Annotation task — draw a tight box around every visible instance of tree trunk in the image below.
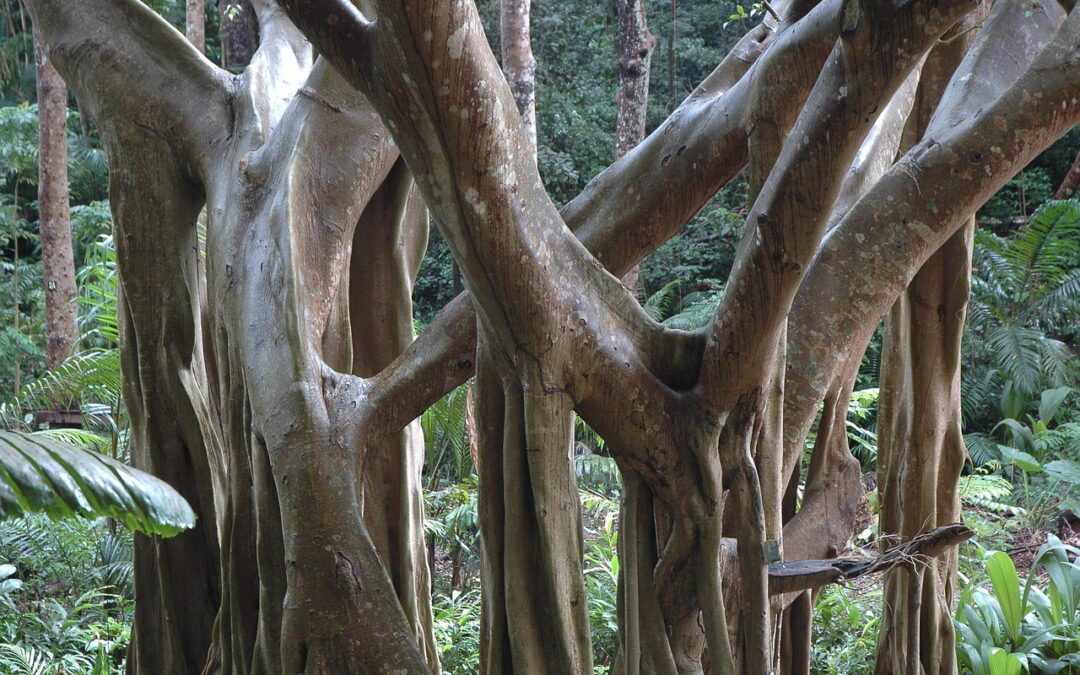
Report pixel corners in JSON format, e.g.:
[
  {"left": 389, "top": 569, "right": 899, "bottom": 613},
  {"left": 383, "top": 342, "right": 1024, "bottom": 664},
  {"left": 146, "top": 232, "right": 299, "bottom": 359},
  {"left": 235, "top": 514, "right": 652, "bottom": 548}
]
[
  {"left": 874, "top": 223, "right": 971, "bottom": 675},
  {"left": 615, "top": 0, "right": 654, "bottom": 292},
  {"left": 615, "top": 0, "right": 653, "bottom": 159},
  {"left": 219, "top": 0, "right": 257, "bottom": 69},
  {"left": 500, "top": 0, "right": 536, "bottom": 154},
  {"left": 34, "top": 28, "right": 78, "bottom": 370},
  {"left": 874, "top": 4, "right": 1050, "bottom": 671},
  {"left": 186, "top": 0, "right": 205, "bottom": 53},
  {"left": 28, "top": 0, "right": 1080, "bottom": 672},
  {"left": 1055, "top": 146, "right": 1080, "bottom": 199}
]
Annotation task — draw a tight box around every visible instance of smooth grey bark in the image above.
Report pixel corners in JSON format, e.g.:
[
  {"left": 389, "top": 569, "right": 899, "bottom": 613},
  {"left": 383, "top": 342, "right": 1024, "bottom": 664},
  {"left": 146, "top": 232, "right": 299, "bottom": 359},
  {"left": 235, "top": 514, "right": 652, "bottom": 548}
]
[
  {"left": 280, "top": 0, "right": 994, "bottom": 672},
  {"left": 27, "top": 1, "right": 438, "bottom": 673}
]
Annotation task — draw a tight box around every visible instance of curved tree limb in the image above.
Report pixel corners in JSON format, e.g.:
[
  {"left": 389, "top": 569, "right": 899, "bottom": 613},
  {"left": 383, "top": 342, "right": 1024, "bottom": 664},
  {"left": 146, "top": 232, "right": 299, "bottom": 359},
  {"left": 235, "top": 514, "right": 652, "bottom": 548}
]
[
  {"left": 782, "top": 1, "right": 1080, "bottom": 568},
  {"left": 25, "top": 0, "right": 233, "bottom": 180},
  {"left": 782, "top": 0, "right": 1075, "bottom": 501}
]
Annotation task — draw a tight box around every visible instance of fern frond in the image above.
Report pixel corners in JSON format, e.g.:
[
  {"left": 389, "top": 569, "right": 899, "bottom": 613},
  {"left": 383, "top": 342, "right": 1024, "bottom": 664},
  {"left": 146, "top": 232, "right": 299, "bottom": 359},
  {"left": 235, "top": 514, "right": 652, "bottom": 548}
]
[
  {"left": 663, "top": 290, "right": 722, "bottom": 330},
  {"left": 642, "top": 280, "right": 681, "bottom": 322},
  {"left": 958, "top": 472, "right": 1020, "bottom": 515},
  {"left": 1006, "top": 199, "right": 1080, "bottom": 296}
]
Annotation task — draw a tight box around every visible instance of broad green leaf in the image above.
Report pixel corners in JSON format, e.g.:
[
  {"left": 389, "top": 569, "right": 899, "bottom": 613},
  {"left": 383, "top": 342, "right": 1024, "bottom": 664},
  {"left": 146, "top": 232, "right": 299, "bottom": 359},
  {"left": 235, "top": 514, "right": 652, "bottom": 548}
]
[
  {"left": 1044, "top": 460, "right": 1080, "bottom": 486},
  {"left": 997, "top": 445, "right": 1043, "bottom": 473},
  {"left": 989, "top": 648, "right": 1022, "bottom": 675},
  {"left": 1039, "top": 387, "right": 1073, "bottom": 424},
  {"left": 1000, "top": 381, "right": 1028, "bottom": 422},
  {"left": 0, "top": 431, "right": 195, "bottom": 537},
  {"left": 986, "top": 551, "right": 1024, "bottom": 646}
]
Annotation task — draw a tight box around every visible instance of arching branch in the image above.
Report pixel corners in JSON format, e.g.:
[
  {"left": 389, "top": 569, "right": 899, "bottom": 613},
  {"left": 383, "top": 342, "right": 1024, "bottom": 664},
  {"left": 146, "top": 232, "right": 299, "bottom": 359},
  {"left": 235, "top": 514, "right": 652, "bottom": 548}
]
[{"left": 24, "top": 0, "right": 233, "bottom": 179}]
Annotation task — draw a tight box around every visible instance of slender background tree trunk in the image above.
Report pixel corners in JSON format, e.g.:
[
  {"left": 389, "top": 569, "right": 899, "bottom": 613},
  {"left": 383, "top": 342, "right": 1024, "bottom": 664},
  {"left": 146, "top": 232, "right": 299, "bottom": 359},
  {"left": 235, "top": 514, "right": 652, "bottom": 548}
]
[
  {"left": 219, "top": 0, "right": 257, "bottom": 69},
  {"left": 615, "top": 0, "right": 653, "bottom": 293},
  {"left": 500, "top": 0, "right": 536, "bottom": 154},
  {"left": 1055, "top": 147, "right": 1080, "bottom": 199},
  {"left": 34, "top": 28, "right": 77, "bottom": 369},
  {"left": 186, "top": 0, "right": 205, "bottom": 54}
]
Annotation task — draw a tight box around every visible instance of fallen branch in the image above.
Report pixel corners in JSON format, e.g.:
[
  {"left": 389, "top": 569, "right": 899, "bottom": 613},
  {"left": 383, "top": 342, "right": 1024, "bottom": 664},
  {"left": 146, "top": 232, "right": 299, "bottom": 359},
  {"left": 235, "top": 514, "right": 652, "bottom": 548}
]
[{"left": 768, "top": 523, "right": 974, "bottom": 595}]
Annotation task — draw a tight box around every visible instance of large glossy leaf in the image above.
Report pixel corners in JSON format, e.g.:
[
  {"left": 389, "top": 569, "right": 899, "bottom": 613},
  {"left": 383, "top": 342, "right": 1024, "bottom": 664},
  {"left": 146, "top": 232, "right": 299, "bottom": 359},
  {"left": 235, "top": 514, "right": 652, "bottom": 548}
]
[
  {"left": 0, "top": 431, "right": 195, "bottom": 537},
  {"left": 986, "top": 551, "right": 1024, "bottom": 646},
  {"left": 1039, "top": 387, "right": 1073, "bottom": 425},
  {"left": 989, "top": 648, "right": 1022, "bottom": 675}
]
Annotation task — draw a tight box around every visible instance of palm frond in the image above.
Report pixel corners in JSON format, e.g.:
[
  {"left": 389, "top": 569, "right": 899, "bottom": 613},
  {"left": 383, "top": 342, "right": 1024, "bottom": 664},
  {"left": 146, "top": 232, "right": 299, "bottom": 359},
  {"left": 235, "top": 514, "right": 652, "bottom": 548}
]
[
  {"left": 964, "top": 432, "right": 1001, "bottom": 467},
  {"left": 95, "top": 532, "right": 134, "bottom": 594},
  {"left": 0, "top": 349, "right": 121, "bottom": 427},
  {"left": 984, "top": 324, "right": 1044, "bottom": 397},
  {"left": 1029, "top": 268, "right": 1080, "bottom": 330},
  {"left": 1005, "top": 199, "right": 1080, "bottom": 295},
  {"left": 0, "top": 644, "right": 50, "bottom": 675},
  {"left": 1036, "top": 337, "right": 1072, "bottom": 390},
  {"left": 0, "top": 430, "right": 195, "bottom": 536},
  {"left": 961, "top": 368, "right": 1002, "bottom": 427}
]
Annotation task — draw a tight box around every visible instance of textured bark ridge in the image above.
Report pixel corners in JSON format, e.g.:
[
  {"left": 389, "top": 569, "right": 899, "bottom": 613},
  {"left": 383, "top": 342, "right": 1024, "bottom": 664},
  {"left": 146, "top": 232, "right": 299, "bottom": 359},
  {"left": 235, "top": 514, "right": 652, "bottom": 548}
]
[{"left": 25, "top": 0, "right": 1080, "bottom": 672}]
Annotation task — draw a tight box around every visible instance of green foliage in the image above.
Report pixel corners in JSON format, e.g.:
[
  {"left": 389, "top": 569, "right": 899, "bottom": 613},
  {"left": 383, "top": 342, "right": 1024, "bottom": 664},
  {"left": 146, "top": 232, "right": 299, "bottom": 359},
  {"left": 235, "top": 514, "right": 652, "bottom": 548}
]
[
  {"left": 642, "top": 279, "right": 681, "bottom": 322},
  {"left": 811, "top": 585, "right": 882, "bottom": 674},
  {"left": 0, "top": 2, "right": 34, "bottom": 105},
  {"left": 846, "top": 387, "right": 880, "bottom": 470},
  {"left": 412, "top": 227, "right": 458, "bottom": 324},
  {"left": 968, "top": 200, "right": 1080, "bottom": 406},
  {"left": 956, "top": 537, "right": 1080, "bottom": 674},
  {"left": 0, "top": 257, "right": 45, "bottom": 396},
  {"left": 959, "top": 471, "right": 1021, "bottom": 516},
  {"left": 0, "top": 350, "right": 122, "bottom": 429},
  {"left": 662, "top": 288, "right": 723, "bottom": 330},
  {"left": 582, "top": 493, "right": 619, "bottom": 670},
  {"left": 802, "top": 388, "right": 881, "bottom": 477},
  {"left": 575, "top": 453, "right": 620, "bottom": 498},
  {"left": 639, "top": 198, "right": 744, "bottom": 303},
  {"left": 0, "top": 103, "right": 38, "bottom": 178},
  {"left": 979, "top": 168, "right": 1057, "bottom": 230},
  {"left": 77, "top": 234, "right": 121, "bottom": 350},
  {"left": 422, "top": 382, "right": 473, "bottom": 489},
  {"left": 71, "top": 204, "right": 114, "bottom": 261},
  {"left": 432, "top": 588, "right": 482, "bottom": 674},
  {"left": 0, "top": 103, "right": 112, "bottom": 397},
  {"left": 0, "top": 516, "right": 132, "bottom": 673}
]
